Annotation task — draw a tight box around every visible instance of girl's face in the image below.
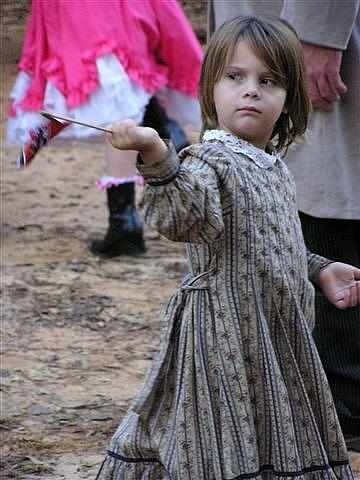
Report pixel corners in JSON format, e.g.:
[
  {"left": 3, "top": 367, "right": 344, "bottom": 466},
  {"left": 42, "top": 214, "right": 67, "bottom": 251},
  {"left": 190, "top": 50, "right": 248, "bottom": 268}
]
[{"left": 213, "top": 41, "right": 287, "bottom": 150}]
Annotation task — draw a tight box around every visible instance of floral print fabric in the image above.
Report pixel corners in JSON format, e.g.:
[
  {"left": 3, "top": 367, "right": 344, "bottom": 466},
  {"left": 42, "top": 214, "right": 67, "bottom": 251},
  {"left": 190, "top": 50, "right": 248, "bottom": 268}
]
[{"left": 96, "top": 131, "right": 353, "bottom": 480}]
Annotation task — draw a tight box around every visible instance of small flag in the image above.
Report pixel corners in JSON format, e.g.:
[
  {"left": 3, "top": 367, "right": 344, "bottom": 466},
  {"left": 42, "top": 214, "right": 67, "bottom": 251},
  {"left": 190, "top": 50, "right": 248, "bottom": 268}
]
[{"left": 17, "top": 118, "right": 70, "bottom": 169}]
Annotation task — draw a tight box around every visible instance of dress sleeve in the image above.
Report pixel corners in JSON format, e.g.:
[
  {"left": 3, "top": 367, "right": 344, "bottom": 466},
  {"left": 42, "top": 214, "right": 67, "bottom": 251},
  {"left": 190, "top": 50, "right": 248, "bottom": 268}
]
[
  {"left": 137, "top": 144, "right": 224, "bottom": 244},
  {"left": 281, "top": 0, "right": 359, "bottom": 50},
  {"left": 306, "top": 249, "right": 334, "bottom": 281}
]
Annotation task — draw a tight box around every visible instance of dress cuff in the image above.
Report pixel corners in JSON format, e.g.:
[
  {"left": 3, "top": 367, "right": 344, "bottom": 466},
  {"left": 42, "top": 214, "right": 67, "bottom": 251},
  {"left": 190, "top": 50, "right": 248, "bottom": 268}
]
[
  {"left": 307, "top": 251, "right": 334, "bottom": 281},
  {"left": 136, "top": 143, "right": 180, "bottom": 186}
]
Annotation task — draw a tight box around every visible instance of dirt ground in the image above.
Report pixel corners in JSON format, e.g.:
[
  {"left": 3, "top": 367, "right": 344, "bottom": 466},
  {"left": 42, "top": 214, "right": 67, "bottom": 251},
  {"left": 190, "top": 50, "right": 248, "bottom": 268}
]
[{"left": 1, "top": 3, "right": 359, "bottom": 480}]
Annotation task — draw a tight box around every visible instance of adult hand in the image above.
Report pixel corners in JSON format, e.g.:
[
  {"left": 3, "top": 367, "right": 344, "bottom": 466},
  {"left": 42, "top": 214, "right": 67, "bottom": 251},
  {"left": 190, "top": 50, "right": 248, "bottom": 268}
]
[
  {"left": 314, "top": 262, "right": 360, "bottom": 309},
  {"left": 302, "top": 42, "right": 347, "bottom": 111}
]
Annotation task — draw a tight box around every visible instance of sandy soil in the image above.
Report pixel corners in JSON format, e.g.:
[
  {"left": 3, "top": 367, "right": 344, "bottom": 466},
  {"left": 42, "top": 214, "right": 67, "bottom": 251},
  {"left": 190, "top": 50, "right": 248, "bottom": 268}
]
[
  {"left": 1, "top": 3, "right": 194, "bottom": 478},
  {"left": 1, "top": 3, "right": 359, "bottom": 479}
]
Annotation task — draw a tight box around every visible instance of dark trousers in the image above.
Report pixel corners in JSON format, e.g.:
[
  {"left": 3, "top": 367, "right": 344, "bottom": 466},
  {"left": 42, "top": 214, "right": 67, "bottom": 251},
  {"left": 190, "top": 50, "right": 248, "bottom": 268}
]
[{"left": 299, "top": 212, "right": 360, "bottom": 435}]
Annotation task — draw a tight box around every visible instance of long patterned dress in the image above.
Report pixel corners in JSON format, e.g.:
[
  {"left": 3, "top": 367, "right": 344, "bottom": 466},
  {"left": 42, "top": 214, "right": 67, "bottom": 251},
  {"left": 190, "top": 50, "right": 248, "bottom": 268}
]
[{"left": 96, "top": 130, "right": 354, "bottom": 480}]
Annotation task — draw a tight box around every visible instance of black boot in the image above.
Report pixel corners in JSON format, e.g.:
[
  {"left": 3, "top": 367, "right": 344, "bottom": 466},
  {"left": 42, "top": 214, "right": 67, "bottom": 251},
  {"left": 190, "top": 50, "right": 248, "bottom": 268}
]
[
  {"left": 142, "top": 97, "right": 189, "bottom": 152},
  {"left": 91, "top": 183, "right": 146, "bottom": 257}
]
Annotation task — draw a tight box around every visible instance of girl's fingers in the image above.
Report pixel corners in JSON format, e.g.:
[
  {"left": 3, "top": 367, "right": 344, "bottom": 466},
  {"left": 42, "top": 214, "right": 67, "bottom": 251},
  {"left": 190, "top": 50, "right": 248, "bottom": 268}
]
[
  {"left": 336, "top": 282, "right": 360, "bottom": 309},
  {"left": 354, "top": 285, "right": 359, "bottom": 307},
  {"left": 120, "top": 119, "right": 137, "bottom": 131},
  {"left": 353, "top": 267, "right": 360, "bottom": 280},
  {"left": 349, "top": 282, "right": 360, "bottom": 308},
  {"left": 105, "top": 125, "right": 114, "bottom": 141},
  {"left": 106, "top": 119, "right": 135, "bottom": 135},
  {"left": 335, "top": 296, "right": 348, "bottom": 310}
]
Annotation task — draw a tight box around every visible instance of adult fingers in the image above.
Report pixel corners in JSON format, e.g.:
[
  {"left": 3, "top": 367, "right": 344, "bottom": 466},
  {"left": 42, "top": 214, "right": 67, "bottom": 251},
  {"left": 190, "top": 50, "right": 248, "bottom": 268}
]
[
  {"left": 311, "top": 80, "right": 333, "bottom": 111},
  {"left": 317, "top": 74, "right": 340, "bottom": 103},
  {"left": 327, "top": 70, "right": 347, "bottom": 96},
  {"left": 317, "top": 70, "right": 347, "bottom": 103}
]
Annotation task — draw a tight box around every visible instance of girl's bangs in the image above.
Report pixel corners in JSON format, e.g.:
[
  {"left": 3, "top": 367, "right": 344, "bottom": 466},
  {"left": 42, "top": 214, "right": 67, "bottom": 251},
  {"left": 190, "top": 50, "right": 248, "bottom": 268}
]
[{"left": 242, "top": 24, "right": 288, "bottom": 88}]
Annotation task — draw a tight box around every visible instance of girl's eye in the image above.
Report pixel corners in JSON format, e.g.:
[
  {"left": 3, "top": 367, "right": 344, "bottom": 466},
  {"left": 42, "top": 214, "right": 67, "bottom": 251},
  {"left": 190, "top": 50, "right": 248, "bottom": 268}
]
[
  {"left": 262, "top": 77, "right": 276, "bottom": 86},
  {"left": 226, "top": 72, "right": 242, "bottom": 81}
]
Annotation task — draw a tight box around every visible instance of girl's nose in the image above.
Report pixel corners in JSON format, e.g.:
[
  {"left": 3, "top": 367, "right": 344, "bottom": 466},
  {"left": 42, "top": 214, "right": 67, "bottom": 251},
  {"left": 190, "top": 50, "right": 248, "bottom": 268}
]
[{"left": 243, "top": 81, "right": 260, "bottom": 98}]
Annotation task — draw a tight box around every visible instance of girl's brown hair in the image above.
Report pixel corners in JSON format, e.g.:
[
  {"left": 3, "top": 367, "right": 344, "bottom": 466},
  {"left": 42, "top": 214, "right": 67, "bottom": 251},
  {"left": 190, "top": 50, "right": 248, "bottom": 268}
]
[{"left": 200, "top": 16, "right": 311, "bottom": 152}]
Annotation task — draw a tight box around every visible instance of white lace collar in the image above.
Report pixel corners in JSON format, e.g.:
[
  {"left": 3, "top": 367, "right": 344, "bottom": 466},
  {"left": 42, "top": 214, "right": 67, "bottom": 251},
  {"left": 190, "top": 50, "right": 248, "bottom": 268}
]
[{"left": 202, "top": 129, "right": 279, "bottom": 169}]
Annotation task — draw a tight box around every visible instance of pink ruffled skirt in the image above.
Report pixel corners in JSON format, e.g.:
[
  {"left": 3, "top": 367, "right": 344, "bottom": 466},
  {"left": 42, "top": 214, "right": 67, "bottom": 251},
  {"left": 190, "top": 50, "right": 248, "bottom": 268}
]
[{"left": 7, "top": 54, "right": 201, "bottom": 146}]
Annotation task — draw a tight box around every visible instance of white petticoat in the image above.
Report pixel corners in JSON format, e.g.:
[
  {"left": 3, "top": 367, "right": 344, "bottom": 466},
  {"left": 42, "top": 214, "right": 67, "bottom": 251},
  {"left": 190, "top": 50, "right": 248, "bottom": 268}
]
[{"left": 7, "top": 54, "right": 201, "bottom": 146}]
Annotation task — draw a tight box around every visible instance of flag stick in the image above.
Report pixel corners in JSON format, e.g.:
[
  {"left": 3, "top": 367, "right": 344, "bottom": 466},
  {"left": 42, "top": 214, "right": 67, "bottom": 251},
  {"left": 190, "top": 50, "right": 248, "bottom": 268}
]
[{"left": 40, "top": 111, "right": 113, "bottom": 134}]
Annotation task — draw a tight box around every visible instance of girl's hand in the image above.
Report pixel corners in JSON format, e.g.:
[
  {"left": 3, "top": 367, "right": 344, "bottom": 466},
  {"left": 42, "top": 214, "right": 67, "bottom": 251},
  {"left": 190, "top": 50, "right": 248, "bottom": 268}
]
[
  {"left": 314, "top": 262, "right": 360, "bottom": 309},
  {"left": 106, "top": 119, "right": 168, "bottom": 164}
]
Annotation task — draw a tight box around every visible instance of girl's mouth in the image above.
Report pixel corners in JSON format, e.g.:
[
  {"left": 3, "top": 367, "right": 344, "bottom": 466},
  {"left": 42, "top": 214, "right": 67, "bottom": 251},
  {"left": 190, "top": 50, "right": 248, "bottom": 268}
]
[{"left": 240, "top": 105, "right": 261, "bottom": 113}]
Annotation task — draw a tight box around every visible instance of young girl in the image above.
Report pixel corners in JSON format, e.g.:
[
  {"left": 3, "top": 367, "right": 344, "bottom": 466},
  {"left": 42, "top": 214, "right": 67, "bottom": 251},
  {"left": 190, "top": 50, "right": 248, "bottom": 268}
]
[{"left": 95, "top": 16, "right": 359, "bottom": 479}]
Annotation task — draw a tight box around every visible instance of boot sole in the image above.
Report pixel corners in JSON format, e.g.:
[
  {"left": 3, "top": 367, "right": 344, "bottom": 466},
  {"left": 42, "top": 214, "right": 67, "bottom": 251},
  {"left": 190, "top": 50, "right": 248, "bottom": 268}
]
[{"left": 90, "top": 241, "right": 147, "bottom": 258}]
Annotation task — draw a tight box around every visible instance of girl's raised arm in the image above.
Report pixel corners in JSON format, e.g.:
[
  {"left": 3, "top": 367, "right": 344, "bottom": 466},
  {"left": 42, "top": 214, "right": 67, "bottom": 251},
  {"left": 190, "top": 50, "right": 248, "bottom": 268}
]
[
  {"left": 106, "top": 120, "right": 224, "bottom": 244},
  {"left": 138, "top": 144, "right": 225, "bottom": 244}
]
